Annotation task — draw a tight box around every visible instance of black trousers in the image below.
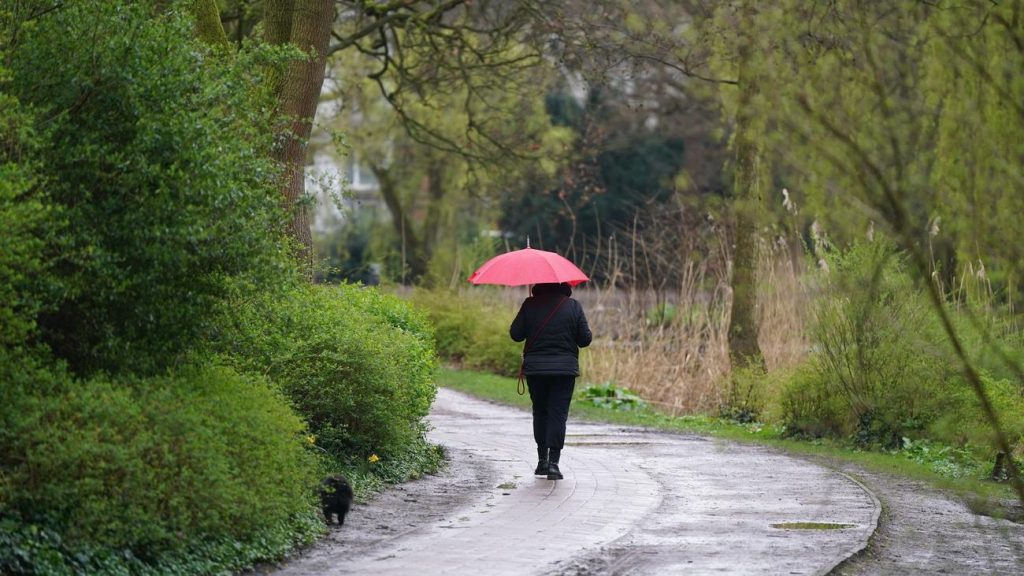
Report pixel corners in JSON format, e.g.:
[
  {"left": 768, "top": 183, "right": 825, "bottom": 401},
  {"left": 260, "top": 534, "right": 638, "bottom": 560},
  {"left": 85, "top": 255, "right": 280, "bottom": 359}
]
[{"left": 526, "top": 374, "right": 576, "bottom": 450}]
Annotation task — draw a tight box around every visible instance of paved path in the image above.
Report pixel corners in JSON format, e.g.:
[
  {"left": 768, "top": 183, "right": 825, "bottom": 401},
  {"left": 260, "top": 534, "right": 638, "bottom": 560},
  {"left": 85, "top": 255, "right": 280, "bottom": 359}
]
[{"left": 269, "top": 389, "right": 879, "bottom": 575}]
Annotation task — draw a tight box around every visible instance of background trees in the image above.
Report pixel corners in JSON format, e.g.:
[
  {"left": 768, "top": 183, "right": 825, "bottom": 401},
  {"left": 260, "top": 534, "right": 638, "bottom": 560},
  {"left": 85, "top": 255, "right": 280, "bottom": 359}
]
[
  {"left": 359, "top": 0, "right": 1024, "bottom": 500},
  {"left": 3, "top": 4, "right": 1023, "bottom": 573},
  {"left": 189, "top": 0, "right": 558, "bottom": 267}
]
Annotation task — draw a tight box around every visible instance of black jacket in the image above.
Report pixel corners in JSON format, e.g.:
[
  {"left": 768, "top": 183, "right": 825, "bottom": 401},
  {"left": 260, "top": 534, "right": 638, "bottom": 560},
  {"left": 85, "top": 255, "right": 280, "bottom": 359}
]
[{"left": 509, "top": 284, "right": 592, "bottom": 376}]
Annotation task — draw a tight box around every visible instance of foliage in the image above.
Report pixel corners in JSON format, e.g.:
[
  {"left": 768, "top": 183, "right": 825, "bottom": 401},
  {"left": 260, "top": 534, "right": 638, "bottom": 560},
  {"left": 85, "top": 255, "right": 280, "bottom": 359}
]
[
  {"left": 735, "top": 1, "right": 1024, "bottom": 307},
  {"left": 894, "top": 437, "right": 987, "bottom": 481},
  {"left": 779, "top": 358, "right": 851, "bottom": 440},
  {"left": 4, "top": 0, "right": 295, "bottom": 375},
  {"left": 344, "top": 439, "right": 446, "bottom": 498},
  {"left": 780, "top": 242, "right": 952, "bottom": 446},
  {"left": 410, "top": 288, "right": 523, "bottom": 376},
  {"left": 580, "top": 382, "right": 647, "bottom": 411},
  {"left": 0, "top": 69, "right": 56, "bottom": 351},
  {"left": 779, "top": 241, "right": 1024, "bottom": 463},
  {"left": 0, "top": 352, "right": 322, "bottom": 575},
  {"left": 217, "top": 283, "right": 438, "bottom": 463},
  {"left": 2, "top": 3, "right": 448, "bottom": 574},
  {"left": 930, "top": 373, "right": 1024, "bottom": 458}
]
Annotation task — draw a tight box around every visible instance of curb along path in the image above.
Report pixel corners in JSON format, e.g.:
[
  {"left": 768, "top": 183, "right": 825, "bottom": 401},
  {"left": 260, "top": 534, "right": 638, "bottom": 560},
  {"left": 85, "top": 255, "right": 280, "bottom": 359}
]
[{"left": 270, "top": 388, "right": 879, "bottom": 575}]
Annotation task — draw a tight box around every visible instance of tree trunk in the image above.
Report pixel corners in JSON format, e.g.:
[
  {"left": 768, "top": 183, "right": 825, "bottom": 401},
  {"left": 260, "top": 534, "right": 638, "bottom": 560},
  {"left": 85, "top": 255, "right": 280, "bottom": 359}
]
[
  {"left": 265, "top": 0, "right": 335, "bottom": 271},
  {"left": 371, "top": 164, "right": 428, "bottom": 282},
  {"left": 263, "top": 0, "right": 295, "bottom": 46},
  {"left": 727, "top": 3, "right": 765, "bottom": 372},
  {"left": 188, "top": 0, "right": 229, "bottom": 49},
  {"left": 423, "top": 160, "right": 446, "bottom": 264},
  {"left": 728, "top": 138, "right": 764, "bottom": 369}
]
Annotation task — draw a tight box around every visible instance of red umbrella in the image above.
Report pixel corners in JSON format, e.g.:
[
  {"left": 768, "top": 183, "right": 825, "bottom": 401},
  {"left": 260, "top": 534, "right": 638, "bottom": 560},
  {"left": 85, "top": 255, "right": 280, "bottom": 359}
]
[{"left": 468, "top": 247, "right": 589, "bottom": 286}]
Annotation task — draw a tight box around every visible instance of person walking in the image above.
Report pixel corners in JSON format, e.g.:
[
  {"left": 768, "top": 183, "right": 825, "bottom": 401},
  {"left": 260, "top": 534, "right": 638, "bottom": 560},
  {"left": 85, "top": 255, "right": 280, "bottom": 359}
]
[{"left": 510, "top": 282, "right": 592, "bottom": 480}]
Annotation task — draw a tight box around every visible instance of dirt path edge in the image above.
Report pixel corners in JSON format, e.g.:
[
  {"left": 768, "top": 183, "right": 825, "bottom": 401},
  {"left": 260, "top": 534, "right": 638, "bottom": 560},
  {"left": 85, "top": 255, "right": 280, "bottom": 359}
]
[{"left": 821, "top": 469, "right": 883, "bottom": 575}]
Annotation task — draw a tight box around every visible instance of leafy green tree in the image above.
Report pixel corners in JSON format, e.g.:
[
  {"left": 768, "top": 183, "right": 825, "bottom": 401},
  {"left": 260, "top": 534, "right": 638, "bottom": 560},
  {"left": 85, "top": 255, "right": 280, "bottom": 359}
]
[
  {"left": 0, "top": 66, "right": 54, "bottom": 351},
  {"left": 5, "top": 0, "right": 295, "bottom": 375}
]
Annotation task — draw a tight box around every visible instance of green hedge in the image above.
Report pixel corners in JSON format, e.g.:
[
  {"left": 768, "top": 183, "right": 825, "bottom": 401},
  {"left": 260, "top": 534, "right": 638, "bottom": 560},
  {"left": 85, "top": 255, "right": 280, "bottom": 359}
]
[
  {"left": 4, "top": 0, "right": 295, "bottom": 376},
  {"left": 218, "top": 284, "right": 439, "bottom": 464},
  {"left": 1, "top": 4, "right": 447, "bottom": 574},
  {"left": 0, "top": 353, "right": 322, "bottom": 575},
  {"left": 411, "top": 289, "right": 522, "bottom": 377},
  {"left": 781, "top": 243, "right": 954, "bottom": 445}
]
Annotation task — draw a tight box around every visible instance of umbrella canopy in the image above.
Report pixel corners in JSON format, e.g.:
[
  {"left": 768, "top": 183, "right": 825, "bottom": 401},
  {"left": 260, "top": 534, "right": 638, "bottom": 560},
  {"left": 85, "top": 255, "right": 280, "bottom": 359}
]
[{"left": 468, "top": 247, "right": 589, "bottom": 287}]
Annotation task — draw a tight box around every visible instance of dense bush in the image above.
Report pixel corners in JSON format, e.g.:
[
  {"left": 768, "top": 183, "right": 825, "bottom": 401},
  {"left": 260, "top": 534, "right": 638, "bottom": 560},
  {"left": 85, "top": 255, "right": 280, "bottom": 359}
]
[
  {"left": 0, "top": 352, "right": 322, "bottom": 574},
  {"left": 218, "top": 284, "right": 439, "bottom": 463},
  {"left": 778, "top": 359, "right": 850, "bottom": 438},
  {"left": 1, "top": 4, "right": 336, "bottom": 574},
  {"left": 780, "top": 241, "right": 1024, "bottom": 461},
  {"left": 4, "top": 0, "right": 294, "bottom": 375},
  {"left": 1, "top": 4, "right": 448, "bottom": 574},
  {"left": 411, "top": 288, "right": 522, "bottom": 376},
  {"left": 930, "top": 372, "right": 1024, "bottom": 455},
  {"left": 781, "top": 242, "right": 955, "bottom": 445}
]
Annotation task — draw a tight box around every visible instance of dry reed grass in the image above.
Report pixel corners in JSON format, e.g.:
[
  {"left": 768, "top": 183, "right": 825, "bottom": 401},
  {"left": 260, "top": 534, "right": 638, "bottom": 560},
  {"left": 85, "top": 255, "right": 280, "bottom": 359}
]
[{"left": 469, "top": 228, "right": 814, "bottom": 416}]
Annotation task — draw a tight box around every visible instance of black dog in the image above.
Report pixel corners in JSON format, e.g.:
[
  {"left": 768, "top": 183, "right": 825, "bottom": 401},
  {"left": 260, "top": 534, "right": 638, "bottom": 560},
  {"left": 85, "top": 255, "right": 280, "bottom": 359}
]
[{"left": 320, "top": 474, "right": 354, "bottom": 526}]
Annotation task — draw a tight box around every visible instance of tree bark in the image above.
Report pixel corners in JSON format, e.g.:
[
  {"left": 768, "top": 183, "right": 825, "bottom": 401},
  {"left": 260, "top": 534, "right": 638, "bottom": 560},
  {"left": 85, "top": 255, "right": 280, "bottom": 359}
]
[
  {"left": 371, "top": 164, "right": 428, "bottom": 282},
  {"left": 727, "top": 2, "right": 765, "bottom": 371},
  {"left": 188, "top": 0, "right": 229, "bottom": 49},
  {"left": 422, "top": 160, "right": 446, "bottom": 264},
  {"left": 265, "top": 0, "right": 335, "bottom": 270},
  {"left": 263, "top": 0, "right": 295, "bottom": 46}
]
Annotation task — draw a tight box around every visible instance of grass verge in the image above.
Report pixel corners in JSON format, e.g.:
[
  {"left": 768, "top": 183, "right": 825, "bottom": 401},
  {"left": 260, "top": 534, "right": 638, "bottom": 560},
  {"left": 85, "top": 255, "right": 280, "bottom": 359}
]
[{"left": 438, "top": 367, "right": 1019, "bottom": 518}]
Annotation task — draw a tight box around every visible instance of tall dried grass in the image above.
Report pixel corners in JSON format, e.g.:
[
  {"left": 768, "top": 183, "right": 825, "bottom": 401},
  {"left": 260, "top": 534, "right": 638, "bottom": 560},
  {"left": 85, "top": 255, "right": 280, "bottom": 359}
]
[
  {"left": 578, "top": 240, "right": 811, "bottom": 414},
  {"left": 758, "top": 238, "right": 814, "bottom": 372},
  {"left": 473, "top": 210, "right": 814, "bottom": 416}
]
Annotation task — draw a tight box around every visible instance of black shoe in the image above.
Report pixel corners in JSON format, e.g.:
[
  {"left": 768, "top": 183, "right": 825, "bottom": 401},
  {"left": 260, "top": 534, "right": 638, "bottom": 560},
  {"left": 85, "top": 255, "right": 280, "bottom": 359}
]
[
  {"left": 534, "top": 446, "right": 549, "bottom": 475},
  {"left": 547, "top": 462, "right": 563, "bottom": 480}
]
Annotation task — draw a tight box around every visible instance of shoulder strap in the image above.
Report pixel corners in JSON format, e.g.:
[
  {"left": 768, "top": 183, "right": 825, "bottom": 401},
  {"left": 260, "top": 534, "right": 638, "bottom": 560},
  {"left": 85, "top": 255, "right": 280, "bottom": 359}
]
[{"left": 517, "top": 296, "right": 568, "bottom": 395}]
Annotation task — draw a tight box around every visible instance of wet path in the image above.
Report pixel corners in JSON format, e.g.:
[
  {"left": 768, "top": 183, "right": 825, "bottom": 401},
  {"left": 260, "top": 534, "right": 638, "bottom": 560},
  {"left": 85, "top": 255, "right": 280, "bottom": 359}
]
[{"left": 267, "top": 389, "right": 879, "bottom": 575}]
